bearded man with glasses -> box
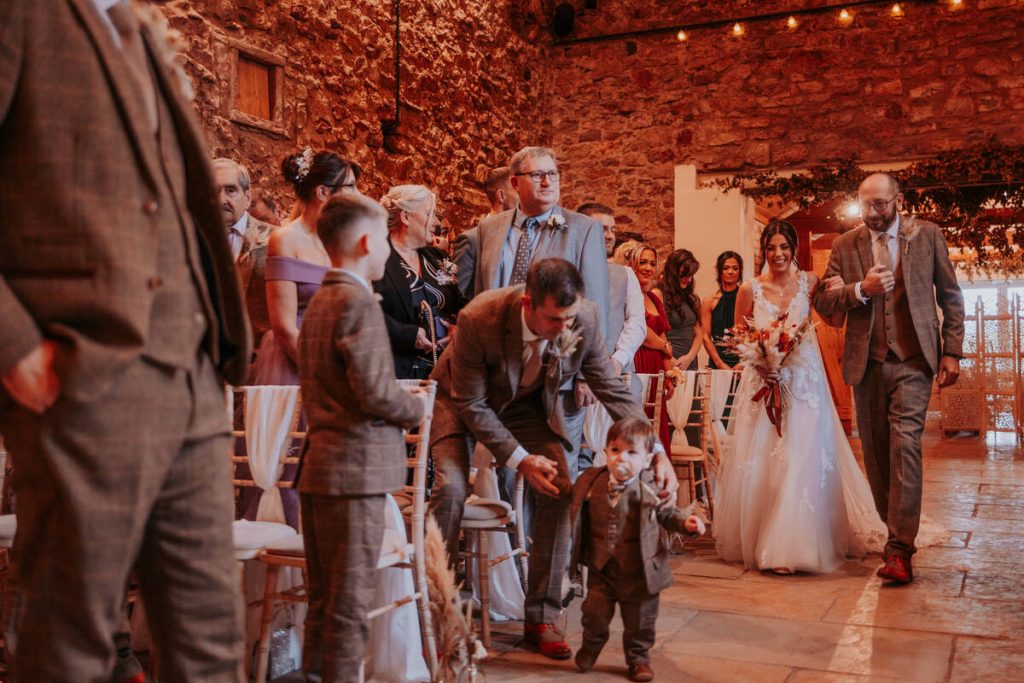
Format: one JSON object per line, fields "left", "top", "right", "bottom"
{"left": 814, "top": 172, "right": 965, "bottom": 586}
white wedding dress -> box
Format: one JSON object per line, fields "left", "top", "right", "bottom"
{"left": 714, "top": 272, "right": 887, "bottom": 574}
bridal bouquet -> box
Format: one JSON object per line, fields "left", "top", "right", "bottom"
{"left": 720, "top": 312, "right": 814, "bottom": 437}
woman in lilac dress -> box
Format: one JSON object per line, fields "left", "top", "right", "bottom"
{"left": 245, "top": 149, "right": 360, "bottom": 527}
{"left": 249, "top": 149, "right": 361, "bottom": 385}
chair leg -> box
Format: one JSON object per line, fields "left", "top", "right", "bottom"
{"left": 515, "top": 519, "right": 529, "bottom": 595}
{"left": 687, "top": 463, "right": 698, "bottom": 506}
{"left": 254, "top": 563, "right": 281, "bottom": 683}
{"left": 478, "top": 530, "right": 491, "bottom": 648}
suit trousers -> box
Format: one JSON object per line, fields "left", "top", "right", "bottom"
{"left": 0, "top": 352, "right": 243, "bottom": 683}
{"left": 300, "top": 493, "right": 386, "bottom": 683}
{"left": 430, "top": 395, "right": 583, "bottom": 624}
{"left": 852, "top": 354, "right": 933, "bottom": 558}
{"left": 579, "top": 559, "right": 659, "bottom": 665}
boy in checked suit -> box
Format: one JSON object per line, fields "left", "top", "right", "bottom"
{"left": 571, "top": 418, "right": 704, "bottom": 682}
{"left": 297, "top": 194, "right": 425, "bottom": 682}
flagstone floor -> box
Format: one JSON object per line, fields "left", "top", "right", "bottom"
{"left": 482, "top": 427, "right": 1024, "bottom": 683}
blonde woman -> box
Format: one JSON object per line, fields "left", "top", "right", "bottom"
{"left": 613, "top": 240, "right": 674, "bottom": 452}
{"left": 375, "top": 185, "right": 466, "bottom": 379}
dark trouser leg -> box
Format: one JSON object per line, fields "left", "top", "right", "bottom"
{"left": 302, "top": 494, "right": 386, "bottom": 683}
{"left": 300, "top": 495, "right": 324, "bottom": 681}
{"left": 579, "top": 567, "right": 616, "bottom": 657}
{"left": 883, "top": 355, "right": 932, "bottom": 558}
{"left": 1, "top": 353, "right": 242, "bottom": 683}
{"left": 620, "top": 593, "right": 659, "bottom": 666}
{"left": 853, "top": 360, "right": 892, "bottom": 526}
{"left": 428, "top": 397, "right": 472, "bottom": 569}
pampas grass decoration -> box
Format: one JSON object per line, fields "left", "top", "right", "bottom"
{"left": 424, "top": 516, "right": 487, "bottom": 682}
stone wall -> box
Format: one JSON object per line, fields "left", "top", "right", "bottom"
{"left": 546, "top": 0, "right": 1024, "bottom": 253}
{"left": 164, "top": 0, "right": 550, "bottom": 229}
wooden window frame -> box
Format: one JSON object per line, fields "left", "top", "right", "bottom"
{"left": 228, "top": 41, "right": 287, "bottom": 139}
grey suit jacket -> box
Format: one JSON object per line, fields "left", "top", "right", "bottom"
{"left": 453, "top": 225, "right": 478, "bottom": 299}
{"left": 297, "top": 270, "right": 424, "bottom": 497}
{"left": 814, "top": 216, "right": 965, "bottom": 385}
{"left": 430, "top": 286, "right": 643, "bottom": 466}
{"left": 571, "top": 467, "right": 689, "bottom": 595}
{"left": 464, "top": 207, "right": 611, "bottom": 339}
{"left": 237, "top": 214, "right": 275, "bottom": 342}
{"left": 0, "top": 0, "right": 252, "bottom": 400}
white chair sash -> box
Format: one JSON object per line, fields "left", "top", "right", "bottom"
{"left": 367, "top": 494, "right": 431, "bottom": 682}
{"left": 245, "top": 385, "right": 300, "bottom": 524}
{"left": 708, "top": 369, "right": 735, "bottom": 440}
{"left": 583, "top": 402, "right": 614, "bottom": 465}
{"left": 665, "top": 371, "right": 697, "bottom": 449}
{"left": 467, "top": 444, "right": 525, "bottom": 621}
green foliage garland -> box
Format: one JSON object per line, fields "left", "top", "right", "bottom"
{"left": 711, "top": 141, "right": 1024, "bottom": 275}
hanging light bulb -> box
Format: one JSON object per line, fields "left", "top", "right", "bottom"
{"left": 839, "top": 8, "right": 853, "bottom": 24}
{"left": 676, "top": 30, "right": 687, "bottom": 42}
{"left": 890, "top": 3, "right": 904, "bottom": 16}
{"left": 732, "top": 22, "right": 745, "bottom": 37}
{"left": 786, "top": 15, "right": 799, "bottom": 29}
{"left": 844, "top": 202, "right": 862, "bottom": 218}
{"left": 950, "top": 0, "right": 963, "bottom": 6}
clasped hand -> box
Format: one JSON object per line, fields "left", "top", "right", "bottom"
{"left": 861, "top": 264, "right": 895, "bottom": 297}
{"left": 1, "top": 341, "right": 61, "bottom": 414}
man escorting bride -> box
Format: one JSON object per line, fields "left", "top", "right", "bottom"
{"left": 716, "top": 172, "right": 964, "bottom": 582}
{"left": 715, "top": 220, "right": 888, "bottom": 575}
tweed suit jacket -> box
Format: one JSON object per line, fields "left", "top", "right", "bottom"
{"left": 814, "top": 216, "right": 965, "bottom": 385}
{"left": 429, "top": 286, "right": 643, "bottom": 466}
{"left": 236, "top": 215, "right": 276, "bottom": 342}
{"left": 571, "top": 467, "right": 689, "bottom": 595}
{"left": 452, "top": 225, "right": 479, "bottom": 299}
{"left": 464, "top": 207, "right": 611, "bottom": 338}
{"left": 0, "top": 0, "right": 251, "bottom": 404}
{"left": 297, "top": 270, "right": 424, "bottom": 497}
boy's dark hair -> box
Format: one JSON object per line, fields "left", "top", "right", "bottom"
{"left": 607, "top": 417, "right": 657, "bottom": 456}
{"left": 524, "top": 258, "right": 583, "bottom": 308}
{"left": 316, "top": 193, "right": 387, "bottom": 250}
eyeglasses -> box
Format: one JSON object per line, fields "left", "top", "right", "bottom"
{"left": 324, "top": 181, "right": 358, "bottom": 195}
{"left": 858, "top": 195, "right": 898, "bottom": 213}
{"left": 514, "top": 170, "right": 560, "bottom": 184}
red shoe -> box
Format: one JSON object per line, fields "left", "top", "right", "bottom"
{"left": 524, "top": 622, "right": 572, "bottom": 659}
{"left": 877, "top": 554, "right": 913, "bottom": 584}
{"left": 629, "top": 662, "right": 655, "bottom": 681}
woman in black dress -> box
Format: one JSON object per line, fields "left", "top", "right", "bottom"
{"left": 375, "top": 185, "right": 466, "bottom": 379}
{"left": 700, "top": 251, "right": 744, "bottom": 369}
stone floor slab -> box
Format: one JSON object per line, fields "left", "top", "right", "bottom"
{"left": 658, "top": 611, "right": 952, "bottom": 680}
{"left": 973, "top": 503, "right": 1024, "bottom": 520}
{"left": 663, "top": 575, "right": 843, "bottom": 621}
{"left": 950, "top": 636, "right": 1024, "bottom": 683}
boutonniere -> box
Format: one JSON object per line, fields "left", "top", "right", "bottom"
{"left": 434, "top": 258, "right": 458, "bottom": 286}
{"left": 546, "top": 326, "right": 583, "bottom": 379}
{"left": 134, "top": 3, "right": 195, "bottom": 102}
{"left": 545, "top": 214, "right": 567, "bottom": 231}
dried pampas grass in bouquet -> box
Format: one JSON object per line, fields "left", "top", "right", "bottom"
{"left": 424, "top": 516, "right": 487, "bottom": 682}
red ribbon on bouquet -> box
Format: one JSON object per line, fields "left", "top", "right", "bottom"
{"left": 751, "top": 381, "right": 783, "bottom": 437}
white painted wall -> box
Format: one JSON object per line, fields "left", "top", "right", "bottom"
{"left": 673, "top": 164, "right": 757, "bottom": 303}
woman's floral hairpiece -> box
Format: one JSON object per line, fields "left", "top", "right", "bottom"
{"left": 295, "top": 146, "right": 314, "bottom": 182}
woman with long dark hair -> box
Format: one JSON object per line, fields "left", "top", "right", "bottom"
{"left": 715, "top": 221, "right": 885, "bottom": 575}
{"left": 701, "top": 251, "right": 743, "bottom": 369}
{"left": 657, "top": 249, "right": 702, "bottom": 372}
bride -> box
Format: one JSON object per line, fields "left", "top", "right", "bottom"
{"left": 714, "top": 221, "right": 886, "bottom": 575}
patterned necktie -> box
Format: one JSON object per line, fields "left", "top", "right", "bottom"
{"left": 107, "top": 1, "right": 158, "bottom": 131}
{"left": 875, "top": 231, "right": 893, "bottom": 271}
{"left": 509, "top": 218, "right": 536, "bottom": 286}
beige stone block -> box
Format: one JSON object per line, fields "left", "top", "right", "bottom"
{"left": 824, "top": 586, "right": 1024, "bottom": 638}
{"left": 665, "top": 575, "right": 842, "bottom": 621}
{"left": 962, "top": 572, "right": 1024, "bottom": 601}
{"left": 659, "top": 612, "right": 952, "bottom": 680}
{"left": 950, "top": 636, "right": 1024, "bottom": 683}
{"left": 977, "top": 484, "right": 1024, "bottom": 505}
{"left": 973, "top": 504, "right": 1024, "bottom": 521}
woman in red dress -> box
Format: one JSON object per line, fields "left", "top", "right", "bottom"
{"left": 613, "top": 240, "right": 675, "bottom": 453}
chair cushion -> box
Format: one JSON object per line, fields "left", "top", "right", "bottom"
{"left": 671, "top": 446, "right": 704, "bottom": 461}
{"left": 0, "top": 514, "right": 16, "bottom": 540}
{"left": 462, "top": 497, "right": 512, "bottom": 521}
{"left": 264, "top": 533, "right": 305, "bottom": 557}
{"left": 232, "top": 520, "right": 297, "bottom": 560}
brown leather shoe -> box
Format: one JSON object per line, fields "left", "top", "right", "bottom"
{"left": 876, "top": 554, "right": 913, "bottom": 584}
{"left": 575, "top": 647, "right": 599, "bottom": 672}
{"left": 629, "top": 662, "right": 655, "bottom": 681}
{"left": 523, "top": 622, "right": 572, "bottom": 659}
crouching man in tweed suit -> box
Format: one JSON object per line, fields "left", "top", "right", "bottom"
{"left": 429, "top": 258, "right": 679, "bottom": 660}
{"left": 297, "top": 194, "right": 425, "bottom": 682}
{"left": 571, "top": 417, "right": 705, "bottom": 682}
